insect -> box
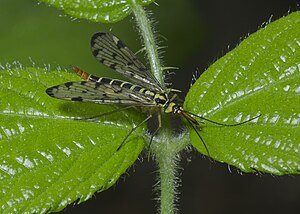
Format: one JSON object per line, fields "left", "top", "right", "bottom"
{"left": 46, "top": 32, "right": 260, "bottom": 156}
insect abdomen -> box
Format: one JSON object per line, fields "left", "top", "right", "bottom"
{"left": 72, "top": 66, "right": 156, "bottom": 97}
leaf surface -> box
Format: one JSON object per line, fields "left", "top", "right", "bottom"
{"left": 0, "top": 65, "right": 145, "bottom": 213}
{"left": 37, "top": 0, "right": 155, "bottom": 23}
{"left": 185, "top": 12, "right": 300, "bottom": 175}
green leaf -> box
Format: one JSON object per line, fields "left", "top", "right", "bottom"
{"left": 37, "top": 0, "right": 156, "bottom": 23}
{"left": 185, "top": 12, "right": 300, "bottom": 175}
{"left": 0, "top": 64, "right": 145, "bottom": 213}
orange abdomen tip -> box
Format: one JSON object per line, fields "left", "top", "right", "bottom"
{"left": 71, "top": 66, "right": 90, "bottom": 80}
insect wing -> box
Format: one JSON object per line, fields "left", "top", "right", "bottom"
{"left": 91, "top": 32, "right": 163, "bottom": 93}
{"left": 46, "top": 81, "right": 156, "bottom": 106}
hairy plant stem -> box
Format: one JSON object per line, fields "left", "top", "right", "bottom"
{"left": 152, "top": 132, "right": 189, "bottom": 214}
{"left": 130, "top": 0, "right": 164, "bottom": 88}
{"left": 130, "top": 2, "right": 189, "bottom": 214}
{"left": 154, "top": 140, "right": 179, "bottom": 214}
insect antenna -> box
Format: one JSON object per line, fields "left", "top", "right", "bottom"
{"left": 181, "top": 113, "right": 211, "bottom": 157}
{"left": 182, "top": 110, "right": 261, "bottom": 126}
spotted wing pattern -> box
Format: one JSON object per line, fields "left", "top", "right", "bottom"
{"left": 46, "top": 80, "right": 157, "bottom": 106}
{"left": 91, "top": 32, "right": 163, "bottom": 93}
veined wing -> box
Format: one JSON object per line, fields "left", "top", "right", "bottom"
{"left": 91, "top": 32, "right": 164, "bottom": 93}
{"left": 46, "top": 79, "right": 158, "bottom": 106}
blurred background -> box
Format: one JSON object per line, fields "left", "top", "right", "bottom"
{"left": 1, "top": 0, "right": 299, "bottom": 213}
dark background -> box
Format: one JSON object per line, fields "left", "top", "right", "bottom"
{"left": 1, "top": 0, "right": 299, "bottom": 213}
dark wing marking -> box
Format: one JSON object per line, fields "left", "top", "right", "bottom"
{"left": 46, "top": 81, "right": 157, "bottom": 106}
{"left": 91, "top": 32, "right": 164, "bottom": 93}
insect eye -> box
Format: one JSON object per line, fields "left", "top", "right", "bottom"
{"left": 172, "top": 105, "right": 180, "bottom": 113}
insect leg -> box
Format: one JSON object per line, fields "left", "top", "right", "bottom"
{"left": 146, "top": 112, "right": 162, "bottom": 159}
{"left": 76, "top": 106, "right": 133, "bottom": 120}
{"left": 117, "top": 114, "right": 153, "bottom": 151}
{"left": 148, "top": 112, "right": 162, "bottom": 149}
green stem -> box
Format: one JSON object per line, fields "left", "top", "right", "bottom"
{"left": 153, "top": 132, "right": 189, "bottom": 214}
{"left": 130, "top": 2, "right": 190, "bottom": 214}
{"left": 130, "top": 1, "right": 164, "bottom": 87}
{"left": 156, "top": 146, "right": 178, "bottom": 214}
